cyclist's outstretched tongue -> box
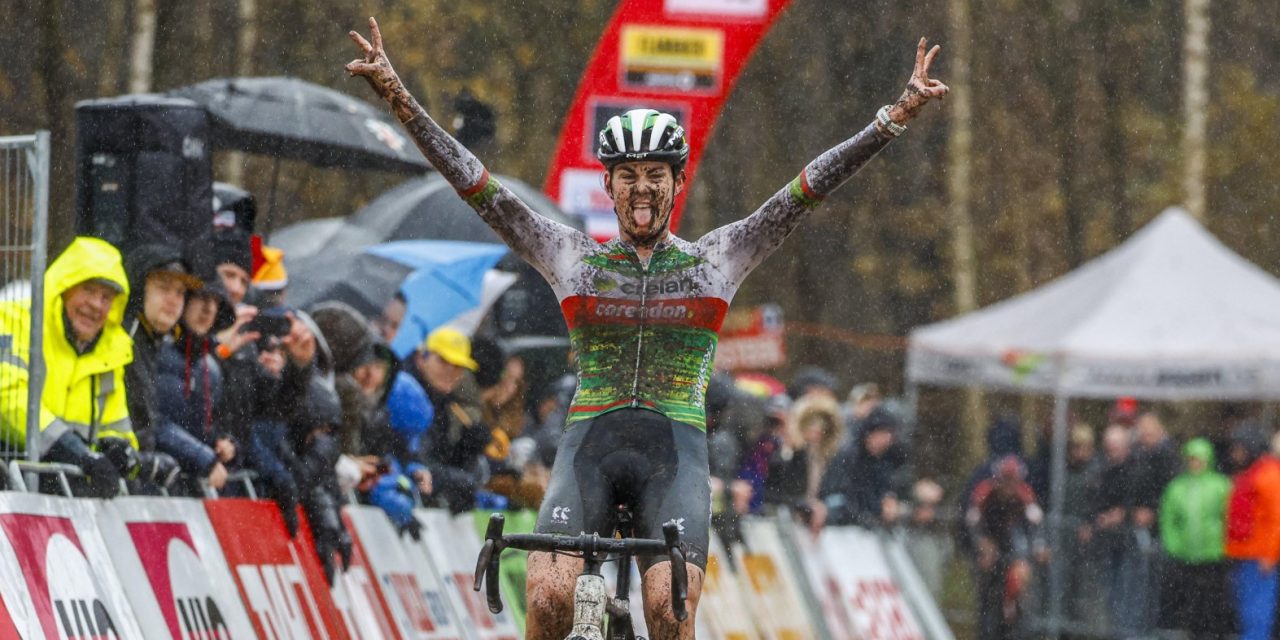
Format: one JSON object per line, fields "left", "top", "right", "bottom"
{"left": 347, "top": 16, "right": 947, "bottom": 639}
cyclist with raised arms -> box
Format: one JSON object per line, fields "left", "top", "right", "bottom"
{"left": 347, "top": 17, "right": 947, "bottom": 639}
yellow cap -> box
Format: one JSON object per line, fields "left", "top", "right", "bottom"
{"left": 253, "top": 246, "right": 288, "bottom": 291}
{"left": 423, "top": 326, "right": 479, "bottom": 371}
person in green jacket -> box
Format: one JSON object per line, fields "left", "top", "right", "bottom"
{"left": 1158, "top": 437, "right": 1236, "bottom": 638}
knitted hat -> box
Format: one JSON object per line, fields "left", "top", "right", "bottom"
{"left": 212, "top": 228, "right": 253, "bottom": 275}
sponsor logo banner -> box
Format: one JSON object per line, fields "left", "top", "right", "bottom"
{"left": 664, "top": 0, "right": 769, "bottom": 19}
{"left": 343, "top": 506, "right": 463, "bottom": 640}
{"left": 204, "top": 499, "right": 348, "bottom": 639}
{"left": 97, "top": 498, "right": 257, "bottom": 639}
{"left": 620, "top": 25, "right": 724, "bottom": 93}
{"left": 697, "top": 531, "right": 756, "bottom": 639}
{"left": 413, "top": 510, "right": 520, "bottom": 640}
{"left": 0, "top": 493, "right": 144, "bottom": 639}
{"left": 716, "top": 304, "right": 785, "bottom": 371}
{"left": 738, "top": 519, "right": 817, "bottom": 638}
{"left": 822, "top": 528, "right": 925, "bottom": 640}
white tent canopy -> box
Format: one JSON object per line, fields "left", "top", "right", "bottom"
{"left": 907, "top": 208, "right": 1280, "bottom": 400}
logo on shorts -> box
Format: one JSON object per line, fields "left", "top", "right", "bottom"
{"left": 664, "top": 518, "right": 686, "bottom": 534}
{"left": 552, "top": 506, "right": 572, "bottom": 524}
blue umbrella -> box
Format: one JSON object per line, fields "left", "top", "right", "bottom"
{"left": 365, "top": 240, "right": 509, "bottom": 357}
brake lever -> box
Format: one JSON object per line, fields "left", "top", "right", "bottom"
{"left": 474, "top": 514, "right": 506, "bottom": 614}
{"left": 662, "top": 522, "right": 689, "bottom": 622}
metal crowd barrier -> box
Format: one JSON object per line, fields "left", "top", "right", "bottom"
{"left": 0, "top": 131, "right": 50, "bottom": 481}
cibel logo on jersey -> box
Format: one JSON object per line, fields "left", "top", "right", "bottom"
{"left": 552, "top": 506, "right": 572, "bottom": 524}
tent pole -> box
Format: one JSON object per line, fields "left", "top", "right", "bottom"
{"left": 1047, "top": 393, "right": 1070, "bottom": 638}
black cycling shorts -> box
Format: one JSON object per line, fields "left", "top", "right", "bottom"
{"left": 534, "top": 408, "right": 710, "bottom": 572}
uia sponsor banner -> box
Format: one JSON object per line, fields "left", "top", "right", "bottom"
{"left": 344, "top": 505, "right": 463, "bottom": 640}
{"left": 543, "top": 0, "right": 794, "bottom": 240}
{"left": 0, "top": 492, "right": 145, "bottom": 639}
{"left": 204, "top": 498, "right": 348, "bottom": 639}
{"left": 96, "top": 497, "right": 257, "bottom": 639}
{"left": 413, "top": 509, "right": 519, "bottom": 640}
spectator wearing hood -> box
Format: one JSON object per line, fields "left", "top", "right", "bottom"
{"left": 366, "top": 372, "right": 435, "bottom": 538}
{"left": 1159, "top": 437, "right": 1235, "bottom": 638}
{"left": 122, "top": 243, "right": 210, "bottom": 492}
{"left": 408, "top": 327, "right": 490, "bottom": 513}
{"left": 787, "top": 366, "right": 839, "bottom": 403}
{"left": 309, "top": 301, "right": 395, "bottom": 457}
{"left": 0, "top": 238, "right": 134, "bottom": 496}
{"left": 288, "top": 375, "right": 353, "bottom": 584}
{"left": 1225, "top": 424, "right": 1280, "bottom": 640}
{"left": 737, "top": 393, "right": 802, "bottom": 514}
{"left": 818, "top": 402, "right": 897, "bottom": 529}
{"left": 153, "top": 258, "right": 239, "bottom": 494}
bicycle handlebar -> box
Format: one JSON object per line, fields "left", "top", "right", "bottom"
{"left": 474, "top": 513, "right": 690, "bottom": 621}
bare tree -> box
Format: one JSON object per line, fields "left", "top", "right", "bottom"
{"left": 946, "top": 0, "right": 987, "bottom": 459}
{"left": 224, "top": 0, "right": 258, "bottom": 186}
{"left": 1183, "top": 0, "right": 1210, "bottom": 221}
{"left": 128, "top": 0, "right": 157, "bottom": 94}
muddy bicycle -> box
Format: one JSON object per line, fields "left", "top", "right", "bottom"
{"left": 474, "top": 506, "right": 689, "bottom": 640}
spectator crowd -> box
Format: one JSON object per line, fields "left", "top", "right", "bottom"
{"left": 4, "top": 202, "right": 1280, "bottom": 640}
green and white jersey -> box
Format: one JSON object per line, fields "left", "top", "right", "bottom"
{"left": 416, "top": 119, "right": 894, "bottom": 430}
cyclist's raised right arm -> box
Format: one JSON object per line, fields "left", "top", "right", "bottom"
{"left": 346, "top": 18, "right": 588, "bottom": 278}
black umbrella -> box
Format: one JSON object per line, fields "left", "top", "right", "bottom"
{"left": 274, "top": 173, "right": 581, "bottom": 323}
{"left": 170, "top": 76, "right": 429, "bottom": 174}
{"left": 347, "top": 173, "right": 579, "bottom": 243}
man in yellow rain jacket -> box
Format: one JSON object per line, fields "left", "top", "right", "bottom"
{"left": 0, "top": 236, "right": 137, "bottom": 497}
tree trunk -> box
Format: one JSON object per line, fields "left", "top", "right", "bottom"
{"left": 946, "top": 0, "right": 987, "bottom": 464}
{"left": 1183, "top": 0, "right": 1210, "bottom": 221}
{"left": 98, "top": 0, "right": 128, "bottom": 96}
{"left": 128, "top": 0, "right": 157, "bottom": 94}
{"left": 224, "top": 0, "right": 257, "bottom": 188}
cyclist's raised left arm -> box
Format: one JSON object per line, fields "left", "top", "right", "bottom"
{"left": 699, "top": 39, "right": 948, "bottom": 283}
{"left": 346, "top": 18, "right": 589, "bottom": 279}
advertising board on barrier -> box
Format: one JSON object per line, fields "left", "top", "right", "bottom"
{"left": 96, "top": 497, "right": 257, "bottom": 639}
{"left": 205, "top": 498, "right": 348, "bottom": 639}
{"left": 0, "top": 492, "right": 144, "bottom": 639}
{"left": 823, "top": 527, "right": 925, "bottom": 640}
{"left": 697, "top": 532, "right": 756, "bottom": 640}
{"left": 738, "top": 518, "right": 816, "bottom": 639}
{"left": 788, "top": 522, "right": 856, "bottom": 638}
{"left": 344, "top": 505, "right": 463, "bottom": 640}
{"left": 414, "top": 509, "right": 520, "bottom": 640}
{"left": 327, "top": 512, "right": 401, "bottom": 640}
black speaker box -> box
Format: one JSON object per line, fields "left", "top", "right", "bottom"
{"left": 74, "top": 95, "right": 213, "bottom": 253}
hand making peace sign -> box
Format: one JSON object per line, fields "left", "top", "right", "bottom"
{"left": 888, "top": 38, "right": 950, "bottom": 124}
